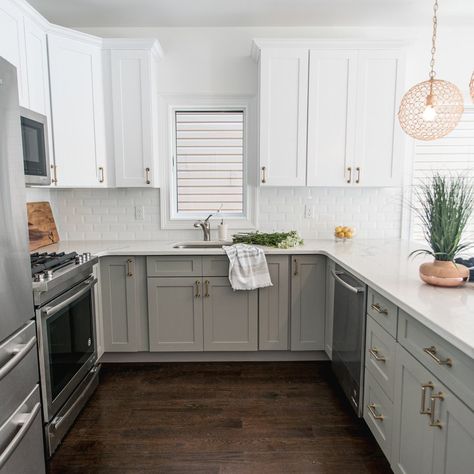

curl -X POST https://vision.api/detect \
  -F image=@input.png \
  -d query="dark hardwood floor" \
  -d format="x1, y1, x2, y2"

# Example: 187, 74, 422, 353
47, 362, 392, 474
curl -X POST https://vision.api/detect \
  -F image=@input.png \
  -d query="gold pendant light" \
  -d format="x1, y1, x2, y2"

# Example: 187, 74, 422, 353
470, 71, 474, 103
398, 0, 464, 141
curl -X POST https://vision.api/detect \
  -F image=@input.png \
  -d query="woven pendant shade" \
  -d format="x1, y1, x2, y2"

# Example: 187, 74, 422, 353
398, 79, 464, 141
470, 71, 474, 103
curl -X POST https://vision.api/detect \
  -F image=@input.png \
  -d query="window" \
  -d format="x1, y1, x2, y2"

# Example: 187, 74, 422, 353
410, 106, 474, 241
173, 110, 245, 217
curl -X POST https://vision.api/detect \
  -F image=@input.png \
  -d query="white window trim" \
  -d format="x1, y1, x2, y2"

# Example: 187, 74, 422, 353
159, 95, 258, 230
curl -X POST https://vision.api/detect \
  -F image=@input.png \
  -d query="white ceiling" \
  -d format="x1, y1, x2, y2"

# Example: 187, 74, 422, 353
25, 0, 474, 28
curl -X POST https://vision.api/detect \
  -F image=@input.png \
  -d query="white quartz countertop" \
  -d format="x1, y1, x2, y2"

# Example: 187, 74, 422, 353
39, 238, 474, 359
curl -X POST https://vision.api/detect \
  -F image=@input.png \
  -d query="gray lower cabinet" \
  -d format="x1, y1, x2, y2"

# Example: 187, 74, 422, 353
148, 277, 204, 351
259, 256, 289, 350
392, 344, 474, 474
324, 258, 335, 358
290, 255, 326, 351
203, 277, 258, 351
100, 256, 148, 352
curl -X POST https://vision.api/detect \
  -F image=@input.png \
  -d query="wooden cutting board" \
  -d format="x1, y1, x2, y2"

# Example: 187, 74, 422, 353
27, 201, 60, 251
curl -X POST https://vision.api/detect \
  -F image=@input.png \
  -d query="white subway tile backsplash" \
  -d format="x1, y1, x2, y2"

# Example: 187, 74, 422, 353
44, 186, 403, 241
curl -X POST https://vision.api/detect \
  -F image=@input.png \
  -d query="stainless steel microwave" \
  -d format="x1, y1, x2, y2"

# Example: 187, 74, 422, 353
21, 107, 51, 185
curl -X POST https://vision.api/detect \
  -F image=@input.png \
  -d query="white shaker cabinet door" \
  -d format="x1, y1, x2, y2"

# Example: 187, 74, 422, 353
354, 50, 405, 187
110, 49, 155, 187
258, 48, 308, 186
48, 33, 107, 187
0, 0, 28, 106
307, 50, 357, 187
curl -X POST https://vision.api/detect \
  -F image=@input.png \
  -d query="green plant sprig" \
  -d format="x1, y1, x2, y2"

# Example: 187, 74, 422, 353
410, 174, 474, 261
232, 231, 304, 249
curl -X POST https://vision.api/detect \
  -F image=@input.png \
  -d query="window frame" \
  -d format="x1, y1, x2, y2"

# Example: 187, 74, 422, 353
159, 95, 258, 230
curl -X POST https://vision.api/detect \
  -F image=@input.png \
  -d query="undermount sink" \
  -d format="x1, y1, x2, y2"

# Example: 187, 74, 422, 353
173, 241, 231, 249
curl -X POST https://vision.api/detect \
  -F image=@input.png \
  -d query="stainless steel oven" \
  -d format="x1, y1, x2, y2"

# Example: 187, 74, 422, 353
34, 265, 100, 456
21, 107, 51, 186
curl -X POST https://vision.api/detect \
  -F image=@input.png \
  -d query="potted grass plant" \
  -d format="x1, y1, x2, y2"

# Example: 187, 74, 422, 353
411, 174, 474, 287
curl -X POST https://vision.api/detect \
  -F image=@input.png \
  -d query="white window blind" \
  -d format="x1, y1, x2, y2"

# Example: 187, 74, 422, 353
411, 106, 474, 241
174, 110, 244, 215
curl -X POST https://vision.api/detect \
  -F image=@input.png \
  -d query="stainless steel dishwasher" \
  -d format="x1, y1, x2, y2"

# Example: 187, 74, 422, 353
331, 265, 367, 417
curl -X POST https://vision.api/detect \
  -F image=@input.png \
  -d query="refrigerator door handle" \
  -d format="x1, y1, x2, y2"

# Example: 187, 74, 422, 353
0, 336, 36, 382
0, 402, 41, 469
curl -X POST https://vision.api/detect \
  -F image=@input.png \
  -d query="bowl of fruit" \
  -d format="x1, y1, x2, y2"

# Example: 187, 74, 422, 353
334, 226, 355, 242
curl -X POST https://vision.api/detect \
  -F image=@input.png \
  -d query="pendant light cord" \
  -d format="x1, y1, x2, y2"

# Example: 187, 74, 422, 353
429, 0, 439, 80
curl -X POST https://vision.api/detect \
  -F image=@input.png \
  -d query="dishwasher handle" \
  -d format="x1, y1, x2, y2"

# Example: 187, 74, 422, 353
331, 269, 365, 294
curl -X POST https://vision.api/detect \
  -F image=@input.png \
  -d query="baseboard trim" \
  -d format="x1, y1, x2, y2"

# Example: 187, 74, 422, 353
100, 351, 329, 363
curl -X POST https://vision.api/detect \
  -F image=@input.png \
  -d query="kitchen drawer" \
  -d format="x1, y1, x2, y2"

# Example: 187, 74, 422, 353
367, 288, 398, 337
0, 321, 39, 427
398, 310, 474, 411
202, 256, 229, 276
0, 385, 44, 474
366, 315, 396, 401
147, 256, 202, 277
363, 369, 393, 462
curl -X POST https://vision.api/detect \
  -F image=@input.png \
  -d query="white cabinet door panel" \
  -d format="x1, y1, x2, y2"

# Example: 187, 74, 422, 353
355, 51, 404, 186
307, 50, 357, 186
259, 48, 308, 186
48, 34, 106, 187
0, 0, 28, 105
111, 50, 154, 187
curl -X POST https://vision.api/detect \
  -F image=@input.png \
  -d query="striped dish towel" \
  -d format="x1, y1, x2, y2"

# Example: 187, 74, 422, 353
223, 244, 272, 290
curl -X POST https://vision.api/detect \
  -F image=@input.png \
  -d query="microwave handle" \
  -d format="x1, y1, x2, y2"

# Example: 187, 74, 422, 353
43, 277, 97, 318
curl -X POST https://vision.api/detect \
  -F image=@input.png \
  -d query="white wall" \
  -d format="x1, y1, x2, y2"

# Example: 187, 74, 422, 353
28, 25, 474, 242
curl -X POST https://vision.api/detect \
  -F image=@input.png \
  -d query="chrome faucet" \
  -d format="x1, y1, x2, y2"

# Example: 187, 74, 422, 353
194, 213, 214, 241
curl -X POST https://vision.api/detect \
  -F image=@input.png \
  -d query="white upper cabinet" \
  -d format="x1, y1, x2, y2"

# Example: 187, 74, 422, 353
254, 40, 406, 187
23, 16, 49, 115
0, 0, 28, 105
48, 31, 108, 187
258, 47, 308, 186
104, 41, 161, 187
307, 50, 358, 186
354, 50, 405, 187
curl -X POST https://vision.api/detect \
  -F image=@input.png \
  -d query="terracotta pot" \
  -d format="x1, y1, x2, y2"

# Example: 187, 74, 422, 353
419, 260, 470, 287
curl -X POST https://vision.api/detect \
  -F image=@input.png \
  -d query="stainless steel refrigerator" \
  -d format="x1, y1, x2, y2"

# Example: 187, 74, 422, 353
0, 57, 46, 473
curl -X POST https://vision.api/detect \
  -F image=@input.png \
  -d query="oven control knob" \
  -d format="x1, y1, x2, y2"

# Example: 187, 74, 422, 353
75, 255, 83, 264
34, 273, 45, 283
46, 270, 54, 279
82, 252, 91, 261
88, 338, 92, 347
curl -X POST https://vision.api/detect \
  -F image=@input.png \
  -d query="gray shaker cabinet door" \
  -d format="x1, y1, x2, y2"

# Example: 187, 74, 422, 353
432, 381, 474, 474
290, 255, 326, 351
203, 277, 258, 351
391, 344, 435, 474
148, 277, 204, 352
100, 256, 148, 352
259, 256, 289, 350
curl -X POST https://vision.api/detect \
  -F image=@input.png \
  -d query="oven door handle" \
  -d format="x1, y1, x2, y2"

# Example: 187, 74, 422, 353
43, 277, 97, 318
331, 269, 365, 294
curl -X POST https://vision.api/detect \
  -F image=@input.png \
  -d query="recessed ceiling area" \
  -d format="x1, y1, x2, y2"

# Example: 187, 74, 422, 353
25, 0, 474, 28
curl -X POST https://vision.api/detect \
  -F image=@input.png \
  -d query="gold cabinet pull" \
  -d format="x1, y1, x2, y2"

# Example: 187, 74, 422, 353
346, 166, 352, 183
51, 164, 58, 184
355, 166, 361, 184
429, 392, 445, 428
293, 258, 298, 276
261, 166, 267, 184
368, 347, 386, 363
371, 303, 388, 315
423, 346, 453, 367
98, 166, 105, 183
204, 280, 210, 297
420, 382, 434, 415
367, 403, 384, 421
126, 258, 134, 277
145, 167, 151, 185
195, 280, 201, 298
